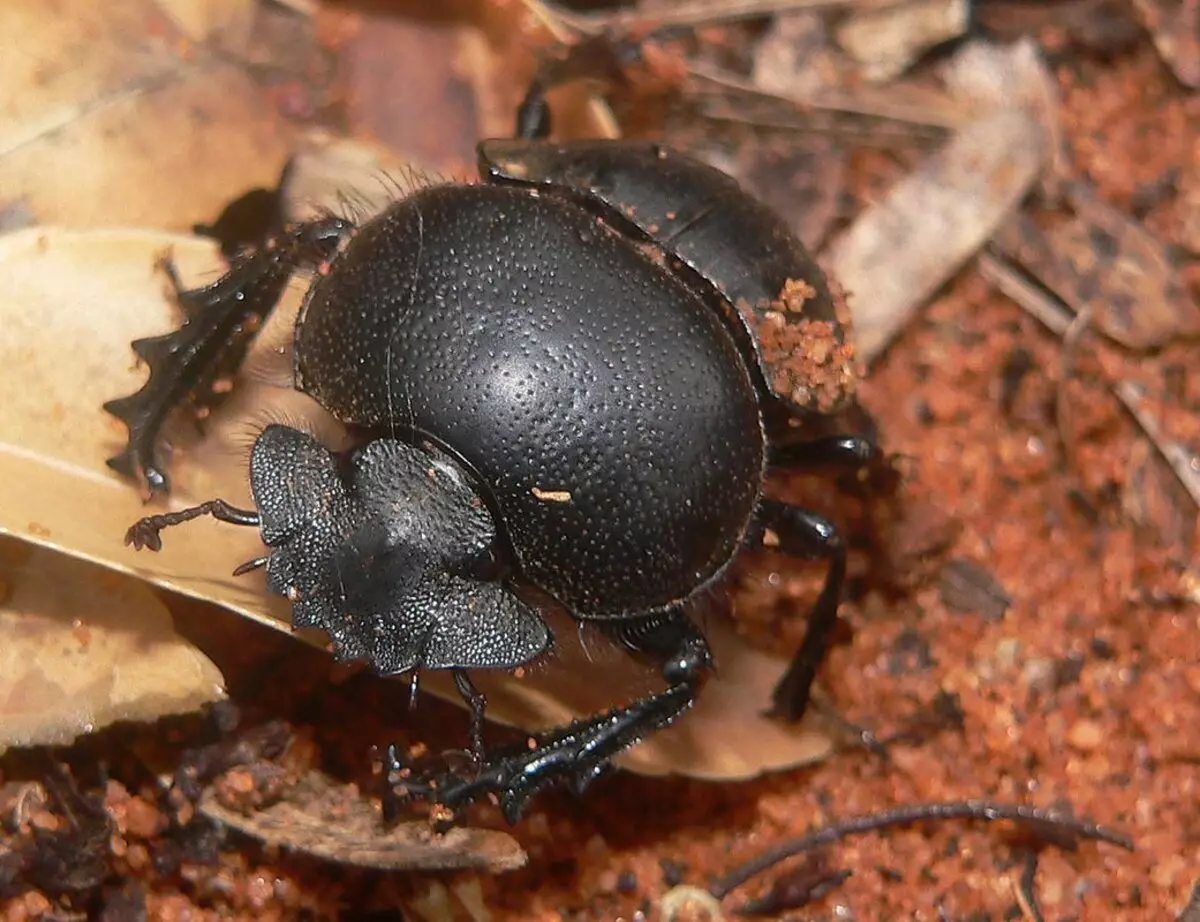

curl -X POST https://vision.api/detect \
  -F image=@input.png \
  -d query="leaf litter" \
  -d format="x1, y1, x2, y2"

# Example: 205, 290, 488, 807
3, 0, 1198, 913
0, 538, 224, 754
0, 0, 302, 231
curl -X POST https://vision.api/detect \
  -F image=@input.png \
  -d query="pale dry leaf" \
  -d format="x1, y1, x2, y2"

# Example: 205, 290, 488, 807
752, 11, 841, 99
837, 0, 970, 84
198, 769, 525, 871
831, 109, 1046, 364
0, 226, 832, 781
284, 132, 433, 224
942, 38, 1067, 195
155, 0, 255, 44
1131, 0, 1200, 87
0, 0, 293, 230
0, 538, 225, 754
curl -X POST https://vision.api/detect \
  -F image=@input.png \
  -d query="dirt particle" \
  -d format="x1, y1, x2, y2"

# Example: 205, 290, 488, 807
1067, 718, 1105, 751
738, 275, 860, 414
531, 487, 572, 503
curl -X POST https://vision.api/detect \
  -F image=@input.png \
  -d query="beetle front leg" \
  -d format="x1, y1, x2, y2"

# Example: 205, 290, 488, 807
389, 611, 711, 825
748, 501, 847, 722
124, 499, 260, 552
103, 216, 355, 495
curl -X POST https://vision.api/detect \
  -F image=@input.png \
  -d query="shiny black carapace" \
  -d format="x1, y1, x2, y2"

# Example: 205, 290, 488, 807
107, 87, 876, 823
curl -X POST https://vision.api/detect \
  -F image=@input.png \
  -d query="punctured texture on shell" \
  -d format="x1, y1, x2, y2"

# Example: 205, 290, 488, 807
294, 184, 766, 618
249, 424, 550, 673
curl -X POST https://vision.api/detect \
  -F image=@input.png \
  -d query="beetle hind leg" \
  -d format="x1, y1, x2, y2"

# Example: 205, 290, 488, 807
748, 501, 846, 722
751, 431, 884, 722
388, 611, 712, 825
103, 216, 355, 495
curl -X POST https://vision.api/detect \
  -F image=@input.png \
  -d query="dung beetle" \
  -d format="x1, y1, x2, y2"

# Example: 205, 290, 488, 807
105, 86, 878, 823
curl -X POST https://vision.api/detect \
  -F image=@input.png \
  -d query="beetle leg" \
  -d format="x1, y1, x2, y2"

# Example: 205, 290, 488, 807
390, 611, 712, 825
103, 216, 355, 495
514, 34, 645, 140
124, 499, 260, 552
516, 80, 552, 141
769, 435, 880, 471
452, 669, 488, 764
748, 501, 847, 722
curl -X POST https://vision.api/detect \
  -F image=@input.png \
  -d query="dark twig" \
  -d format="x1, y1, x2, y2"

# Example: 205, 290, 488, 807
735, 853, 852, 916
1015, 849, 1044, 922
709, 800, 1134, 899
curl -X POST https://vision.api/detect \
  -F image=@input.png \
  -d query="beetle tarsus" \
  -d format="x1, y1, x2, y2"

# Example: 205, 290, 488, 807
103, 216, 355, 495
125, 499, 260, 552
392, 613, 711, 824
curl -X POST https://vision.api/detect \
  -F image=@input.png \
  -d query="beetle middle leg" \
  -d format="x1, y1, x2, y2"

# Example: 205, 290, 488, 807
748, 501, 847, 722
388, 610, 712, 824
104, 216, 355, 495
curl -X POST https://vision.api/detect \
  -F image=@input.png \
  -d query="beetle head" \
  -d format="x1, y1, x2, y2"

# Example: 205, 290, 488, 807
247, 424, 550, 675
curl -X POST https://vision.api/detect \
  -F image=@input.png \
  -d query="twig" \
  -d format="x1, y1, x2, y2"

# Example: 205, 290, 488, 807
708, 800, 1133, 899
1114, 382, 1200, 510
978, 253, 1070, 337
547, 0, 892, 36
695, 98, 947, 146
1055, 304, 1093, 470
1014, 849, 1044, 922
688, 59, 965, 130
980, 252, 1200, 512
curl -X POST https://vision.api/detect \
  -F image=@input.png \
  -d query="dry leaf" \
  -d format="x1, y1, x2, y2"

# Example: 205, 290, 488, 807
837, 0, 971, 83
0, 0, 293, 231
992, 187, 1200, 350
155, 0, 255, 44
1131, 0, 1200, 87
198, 769, 525, 871
752, 11, 843, 99
284, 133, 432, 223
0, 226, 832, 780
831, 109, 1045, 364
0, 538, 225, 754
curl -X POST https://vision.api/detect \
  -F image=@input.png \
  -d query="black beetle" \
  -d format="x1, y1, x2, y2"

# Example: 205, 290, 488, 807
105, 87, 878, 823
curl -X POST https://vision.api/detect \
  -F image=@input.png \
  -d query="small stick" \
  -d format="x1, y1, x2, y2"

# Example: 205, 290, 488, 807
709, 800, 1134, 899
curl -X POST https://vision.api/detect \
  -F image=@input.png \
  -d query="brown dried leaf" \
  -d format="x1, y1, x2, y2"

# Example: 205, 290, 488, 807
992, 187, 1200, 350
0, 538, 225, 754
939, 558, 1011, 622
0, 226, 832, 781
830, 109, 1045, 364
1131, 0, 1200, 87
198, 769, 525, 871
0, 0, 292, 231
1122, 438, 1197, 552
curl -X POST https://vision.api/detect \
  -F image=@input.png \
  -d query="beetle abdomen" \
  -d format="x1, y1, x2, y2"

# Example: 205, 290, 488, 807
295, 183, 765, 617
481, 140, 859, 416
